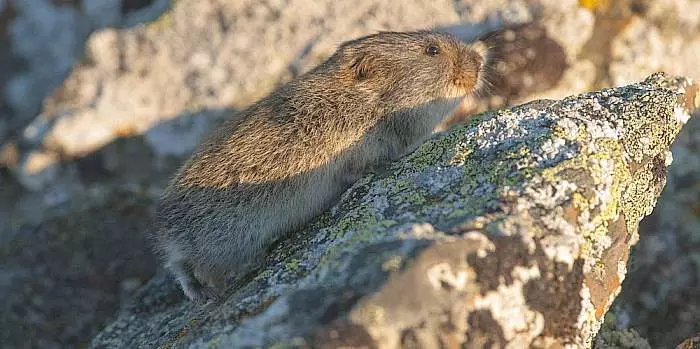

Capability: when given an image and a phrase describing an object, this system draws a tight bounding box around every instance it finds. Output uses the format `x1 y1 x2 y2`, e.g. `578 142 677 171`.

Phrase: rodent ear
351 54 374 80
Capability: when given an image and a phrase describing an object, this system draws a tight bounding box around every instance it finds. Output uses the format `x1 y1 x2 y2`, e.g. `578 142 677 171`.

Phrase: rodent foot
183 282 222 305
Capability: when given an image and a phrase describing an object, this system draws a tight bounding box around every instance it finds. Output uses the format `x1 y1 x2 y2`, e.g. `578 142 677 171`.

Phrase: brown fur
152 30 488 303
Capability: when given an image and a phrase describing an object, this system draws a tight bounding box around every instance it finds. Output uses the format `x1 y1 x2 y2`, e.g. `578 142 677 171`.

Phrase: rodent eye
426 45 440 56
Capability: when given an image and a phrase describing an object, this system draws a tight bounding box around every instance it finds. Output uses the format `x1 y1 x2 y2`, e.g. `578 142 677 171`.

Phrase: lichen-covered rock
88 74 696 348
607 82 700 347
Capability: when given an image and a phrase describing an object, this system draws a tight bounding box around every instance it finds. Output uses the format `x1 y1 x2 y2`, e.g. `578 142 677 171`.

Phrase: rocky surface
2 1 700 348
0 185 157 349
88 74 696 348
606 84 700 347
0 0 169 145
676 335 700 349
5 0 700 191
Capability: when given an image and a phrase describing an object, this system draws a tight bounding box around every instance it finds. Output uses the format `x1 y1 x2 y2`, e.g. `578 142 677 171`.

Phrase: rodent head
333 30 487 107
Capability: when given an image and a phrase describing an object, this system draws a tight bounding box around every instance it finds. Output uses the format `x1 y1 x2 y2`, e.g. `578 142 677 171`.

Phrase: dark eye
426 45 440 56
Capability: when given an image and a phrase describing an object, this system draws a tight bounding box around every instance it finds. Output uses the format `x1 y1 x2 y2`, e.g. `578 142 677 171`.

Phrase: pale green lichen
539 136 630 269
284 259 301 273
146 6 176 33
206 335 222 349
315 204 400 273
381 255 403 272
312 75 685 286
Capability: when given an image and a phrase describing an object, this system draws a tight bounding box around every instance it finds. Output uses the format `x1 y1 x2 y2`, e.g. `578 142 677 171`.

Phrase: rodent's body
153 30 488 303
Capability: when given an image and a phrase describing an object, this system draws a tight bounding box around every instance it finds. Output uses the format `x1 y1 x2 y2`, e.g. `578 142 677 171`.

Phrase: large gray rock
89 74 696 348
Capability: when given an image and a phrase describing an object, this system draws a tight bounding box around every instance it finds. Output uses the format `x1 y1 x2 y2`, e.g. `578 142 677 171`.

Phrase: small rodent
152 30 488 303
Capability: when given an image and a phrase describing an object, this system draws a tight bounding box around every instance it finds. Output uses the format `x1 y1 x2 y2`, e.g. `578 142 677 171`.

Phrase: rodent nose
463 51 483 73
474 54 483 71
468 41 488 70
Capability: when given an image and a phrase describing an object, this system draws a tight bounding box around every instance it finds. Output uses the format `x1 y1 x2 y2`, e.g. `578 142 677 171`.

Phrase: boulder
89 73 697 348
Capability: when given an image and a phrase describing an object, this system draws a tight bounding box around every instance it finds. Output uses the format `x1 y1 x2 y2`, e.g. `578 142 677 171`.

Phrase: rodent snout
469 40 488 66
466 46 485 72
449 46 486 95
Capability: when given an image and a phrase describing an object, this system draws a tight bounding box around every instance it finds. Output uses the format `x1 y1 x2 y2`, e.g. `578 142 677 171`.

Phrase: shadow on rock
0 106 233 349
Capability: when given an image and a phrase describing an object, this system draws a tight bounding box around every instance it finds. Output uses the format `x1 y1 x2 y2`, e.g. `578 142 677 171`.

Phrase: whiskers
472 53 501 100
474 70 496 99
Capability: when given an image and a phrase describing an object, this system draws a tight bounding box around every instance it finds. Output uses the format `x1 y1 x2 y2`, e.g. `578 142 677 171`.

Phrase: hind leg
167 258 220 304
194 265 228 294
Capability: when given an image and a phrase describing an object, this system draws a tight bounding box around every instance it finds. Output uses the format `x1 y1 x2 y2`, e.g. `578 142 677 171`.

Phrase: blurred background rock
0 0 698 348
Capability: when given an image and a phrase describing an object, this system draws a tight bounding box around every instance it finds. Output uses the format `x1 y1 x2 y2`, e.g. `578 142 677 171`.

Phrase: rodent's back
154 30 488 301
169 79 375 190
154 70 381 256
166 30 486 191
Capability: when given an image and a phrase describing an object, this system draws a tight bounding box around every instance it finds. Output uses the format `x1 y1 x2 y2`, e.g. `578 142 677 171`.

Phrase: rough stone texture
0 0 168 144
593 313 651 349
605 83 700 347
88 74 695 348
0 185 157 349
